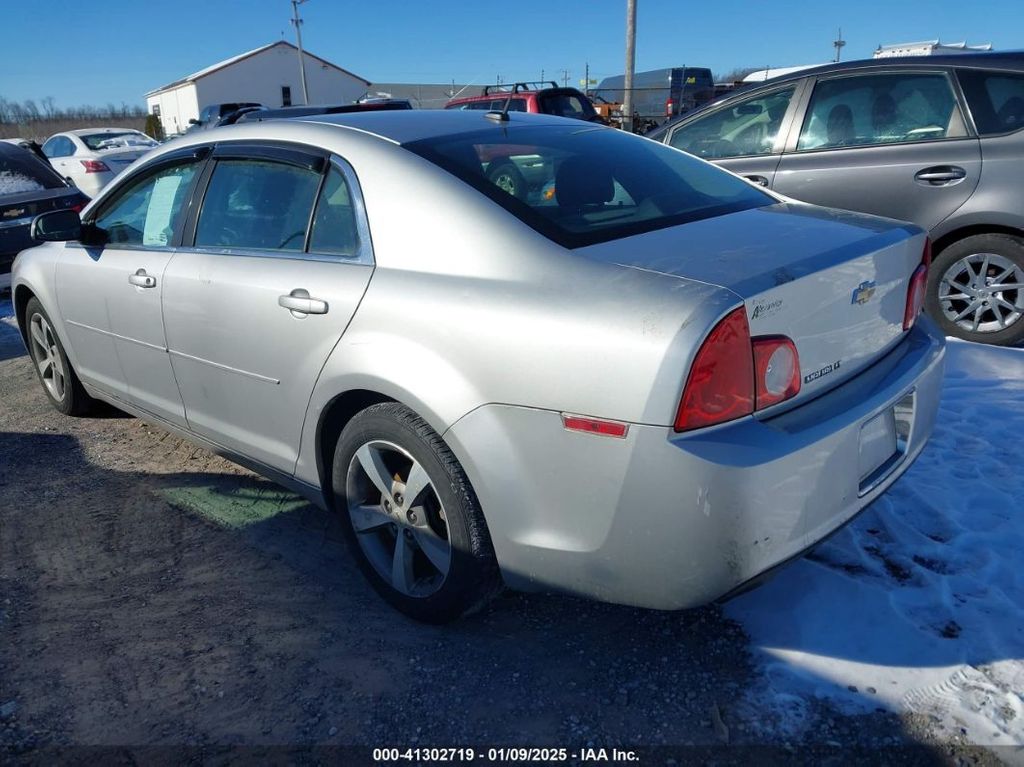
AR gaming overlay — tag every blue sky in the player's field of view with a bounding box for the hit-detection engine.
[2,0,1022,107]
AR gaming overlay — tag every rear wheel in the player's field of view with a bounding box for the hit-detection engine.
[24,297,94,415]
[332,402,501,623]
[926,234,1024,346]
[486,161,527,201]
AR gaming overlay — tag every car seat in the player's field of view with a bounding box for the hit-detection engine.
[826,104,855,146]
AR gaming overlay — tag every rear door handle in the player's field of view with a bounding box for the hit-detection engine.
[744,174,770,187]
[128,268,156,288]
[279,288,328,316]
[914,166,967,186]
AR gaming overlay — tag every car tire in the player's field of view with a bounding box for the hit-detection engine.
[332,402,502,623]
[24,297,95,416]
[926,234,1024,346]
[486,161,527,201]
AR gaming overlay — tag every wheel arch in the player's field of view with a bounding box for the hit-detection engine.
[932,222,1024,255]
[13,283,37,348]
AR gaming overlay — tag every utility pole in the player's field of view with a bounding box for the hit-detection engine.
[541,69,545,83]
[291,0,310,105]
[561,69,570,87]
[833,27,846,62]
[585,62,590,96]
[623,0,637,132]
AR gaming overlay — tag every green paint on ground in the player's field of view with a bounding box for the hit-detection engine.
[160,482,311,528]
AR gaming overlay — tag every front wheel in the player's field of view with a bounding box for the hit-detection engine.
[332,403,502,623]
[24,297,94,416]
[486,161,527,201]
[926,234,1024,346]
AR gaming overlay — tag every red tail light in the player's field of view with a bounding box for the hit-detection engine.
[665,97,675,117]
[80,159,110,173]
[752,337,801,409]
[674,308,754,431]
[903,238,931,331]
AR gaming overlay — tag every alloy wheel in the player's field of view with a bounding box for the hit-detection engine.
[29,313,67,402]
[345,439,451,598]
[938,252,1024,335]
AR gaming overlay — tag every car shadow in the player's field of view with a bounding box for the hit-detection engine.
[0,428,964,756]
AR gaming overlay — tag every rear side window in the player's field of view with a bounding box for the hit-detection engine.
[309,167,361,256]
[406,124,771,249]
[93,162,199,246]
[195,160,321,251]
[797,72,967,150]
[0,148,65,194]
[957,69,1024,135]
[538,93,595,120]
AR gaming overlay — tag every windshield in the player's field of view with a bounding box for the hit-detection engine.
[0,147,64,194]
[80,132,157,151]
[405,124,771,248]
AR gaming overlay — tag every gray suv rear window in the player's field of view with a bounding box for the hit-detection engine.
[957,69,1024,135]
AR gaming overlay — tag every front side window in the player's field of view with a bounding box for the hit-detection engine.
[797,72,967,151]
[406,124,772,249]
[194,159,321,252]
[957,69,1024,135]
[539,93,595,120]
[668,87,796,158]
[93,162,199,246]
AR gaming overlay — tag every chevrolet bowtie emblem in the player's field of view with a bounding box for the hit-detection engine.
[2,207,26,219]
[851,280,877,305]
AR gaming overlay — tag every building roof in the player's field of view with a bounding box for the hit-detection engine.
[145,41,369,97]
[875,39,993,54]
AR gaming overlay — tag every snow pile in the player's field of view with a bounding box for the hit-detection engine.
[0,171,45,195]
[728,338,1024,747]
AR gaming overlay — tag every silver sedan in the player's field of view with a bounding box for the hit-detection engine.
[12,111,945,622]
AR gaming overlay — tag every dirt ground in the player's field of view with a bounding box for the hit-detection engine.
[0,300,1000,765]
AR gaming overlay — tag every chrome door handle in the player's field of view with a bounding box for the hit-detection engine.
[744,174,769,187]
[279,288,328,316]
[128,269,156,288]
[914,166,967,185]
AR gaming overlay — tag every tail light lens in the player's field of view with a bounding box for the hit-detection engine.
[675,309,803,432]
[752,337,801,409]
[674,308,754,431]
[80,159,110,173]
[665,97,675,117]
[903,238,931,331]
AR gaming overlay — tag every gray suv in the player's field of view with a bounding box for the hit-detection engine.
[650,53,1024,345]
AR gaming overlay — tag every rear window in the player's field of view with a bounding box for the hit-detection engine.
[80,132,157,151]
[0,147,64,195]
[957,69,1024,135]
[405,124,772,248]
[538,92,596,121]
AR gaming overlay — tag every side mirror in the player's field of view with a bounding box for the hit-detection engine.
[188,118,200,125]
[733,103,764,116]
[31,209,82,242]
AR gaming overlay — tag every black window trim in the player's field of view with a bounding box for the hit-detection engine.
[786,67,977,156]
[181,141,374,265]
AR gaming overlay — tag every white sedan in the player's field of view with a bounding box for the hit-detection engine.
[41,128,157,197]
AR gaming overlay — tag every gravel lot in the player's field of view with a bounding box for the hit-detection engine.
[0,297,1002,765]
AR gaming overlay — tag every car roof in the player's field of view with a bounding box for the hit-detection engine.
[296,109,583,145]
[67,127,143,136]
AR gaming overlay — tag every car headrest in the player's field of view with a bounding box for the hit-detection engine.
[826,104,854,145]
[556,155,614,208]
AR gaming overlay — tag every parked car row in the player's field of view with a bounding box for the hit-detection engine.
[647,52,1024,345]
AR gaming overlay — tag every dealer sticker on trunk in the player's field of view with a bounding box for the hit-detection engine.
[804,360,842,384]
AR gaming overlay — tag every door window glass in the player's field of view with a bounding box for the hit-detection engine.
[957,69,1024,135]
[195,159,321,252]
[668,87,796,158]
[797,73,967,151]
[93,162,199,246]
[42,137,74,158]
[308,167,361,256]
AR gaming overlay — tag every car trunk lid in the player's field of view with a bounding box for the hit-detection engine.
[580,202,927,408]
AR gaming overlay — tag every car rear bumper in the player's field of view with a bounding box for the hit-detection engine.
[444,318,945,610]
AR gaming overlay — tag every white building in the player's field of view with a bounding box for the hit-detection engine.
[145,41,370,136]
[873,40,993,58]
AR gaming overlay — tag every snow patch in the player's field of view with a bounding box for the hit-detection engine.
[728,339,1024,748]
[0,171,45,195]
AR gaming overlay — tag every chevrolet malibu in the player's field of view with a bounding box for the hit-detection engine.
[12,111,945,623]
